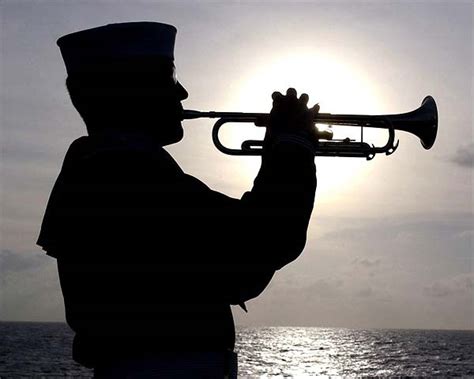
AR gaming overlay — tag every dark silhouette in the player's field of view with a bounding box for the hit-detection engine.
[38,22,317,378]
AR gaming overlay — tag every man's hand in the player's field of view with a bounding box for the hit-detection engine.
[266,88,320,141]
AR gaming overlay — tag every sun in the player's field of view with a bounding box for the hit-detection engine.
[220,52,385,201]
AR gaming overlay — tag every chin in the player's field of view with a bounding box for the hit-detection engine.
[161,124,184,146]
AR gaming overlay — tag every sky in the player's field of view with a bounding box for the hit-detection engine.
[1,1,472,330]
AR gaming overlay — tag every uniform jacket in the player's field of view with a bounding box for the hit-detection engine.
[37,131,316,367]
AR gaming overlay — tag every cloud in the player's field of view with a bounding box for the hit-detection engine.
[318,213,473,262]
[355,287,373,298]
[351,257,381,268]
[424,273,474,297]
[302,278,344,299]
[451,143,474,168]
[1,249,63,321]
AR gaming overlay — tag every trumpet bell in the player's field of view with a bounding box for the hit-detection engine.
[386,96,438,150]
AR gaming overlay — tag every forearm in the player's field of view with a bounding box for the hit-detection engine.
[241,136,317,269]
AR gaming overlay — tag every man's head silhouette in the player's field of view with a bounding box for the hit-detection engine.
[58,22,188,145]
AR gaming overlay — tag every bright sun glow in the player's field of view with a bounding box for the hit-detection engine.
[222,52,385,201]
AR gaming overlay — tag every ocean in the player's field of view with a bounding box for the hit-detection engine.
[0,322,473,377]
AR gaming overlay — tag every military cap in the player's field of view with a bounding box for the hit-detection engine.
[57,22,177,74]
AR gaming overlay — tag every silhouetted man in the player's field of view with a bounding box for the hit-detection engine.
[38,22,318,378]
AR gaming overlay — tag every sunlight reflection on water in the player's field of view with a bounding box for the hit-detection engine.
[235,327,474,377]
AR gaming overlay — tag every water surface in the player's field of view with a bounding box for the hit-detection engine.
[1,322,473,377]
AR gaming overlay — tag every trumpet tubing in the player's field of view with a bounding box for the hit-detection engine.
[182,96,438,160]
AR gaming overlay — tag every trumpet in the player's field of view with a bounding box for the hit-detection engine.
[182,96,438,160]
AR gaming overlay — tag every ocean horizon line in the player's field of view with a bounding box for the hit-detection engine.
[1,320,472,332]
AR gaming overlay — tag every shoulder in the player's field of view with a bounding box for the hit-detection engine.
[62,136,90,166]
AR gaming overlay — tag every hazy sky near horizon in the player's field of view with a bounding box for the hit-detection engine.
[1,1,473,329]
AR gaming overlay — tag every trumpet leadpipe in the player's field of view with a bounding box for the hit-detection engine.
[182,111,397,129]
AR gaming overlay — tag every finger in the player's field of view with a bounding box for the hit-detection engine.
[299,93,309,106]
[286,87,297,99]
[311,103,320,113]
[272,91,283,101]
